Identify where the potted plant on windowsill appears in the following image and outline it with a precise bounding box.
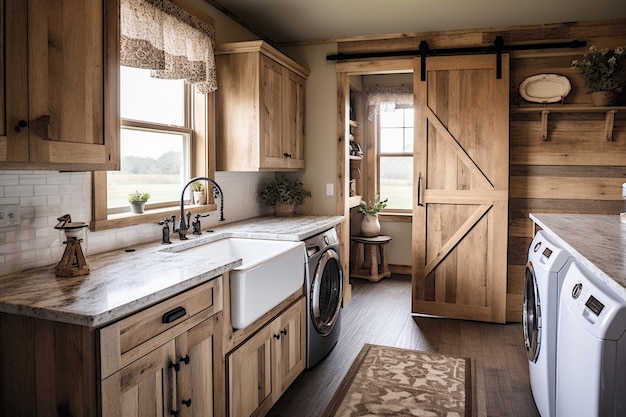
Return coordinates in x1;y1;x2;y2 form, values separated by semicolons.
261;175;311;217
128;190;150;214
358;194;388;237
191;181;206;205
571;46;625;106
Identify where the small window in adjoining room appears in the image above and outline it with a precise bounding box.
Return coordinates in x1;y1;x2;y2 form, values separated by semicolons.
378;106;414;211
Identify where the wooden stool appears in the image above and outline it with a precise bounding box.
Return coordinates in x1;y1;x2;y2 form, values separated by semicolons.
350;235;392;282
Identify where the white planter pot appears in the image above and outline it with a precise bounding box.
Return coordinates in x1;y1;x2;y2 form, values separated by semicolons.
360;214;381;237
193;190;206;205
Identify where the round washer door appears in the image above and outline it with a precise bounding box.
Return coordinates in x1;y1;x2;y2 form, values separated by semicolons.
523;262;541;362
311;248;342;335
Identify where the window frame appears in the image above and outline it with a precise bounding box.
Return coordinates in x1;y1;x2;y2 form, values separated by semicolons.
91;88;216;231
376;106;414;214
91;0;216;231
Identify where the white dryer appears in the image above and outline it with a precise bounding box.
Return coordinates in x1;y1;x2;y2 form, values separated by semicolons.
524;230;572;417
556;262;626;417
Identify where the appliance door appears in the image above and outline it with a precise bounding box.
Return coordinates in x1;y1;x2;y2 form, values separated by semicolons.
523;262;541;362
310;248;342;335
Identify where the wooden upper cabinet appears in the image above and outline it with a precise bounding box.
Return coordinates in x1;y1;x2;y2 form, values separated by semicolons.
0;0;120;170
215;41;309;171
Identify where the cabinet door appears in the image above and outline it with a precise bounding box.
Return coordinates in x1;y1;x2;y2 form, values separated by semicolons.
1;0;119;170
272;298;306;398
101;341;177;417
281;70;306;170
227;325;274;417
0;0;29;162
259;55;285;169
176;313;224;417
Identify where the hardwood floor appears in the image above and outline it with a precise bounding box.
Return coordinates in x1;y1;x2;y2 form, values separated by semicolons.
267;274;541;417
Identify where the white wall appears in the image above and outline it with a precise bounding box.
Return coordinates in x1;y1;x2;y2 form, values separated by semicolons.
282;43;339;216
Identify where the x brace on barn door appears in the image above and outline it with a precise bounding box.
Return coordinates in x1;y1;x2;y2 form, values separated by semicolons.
327;36;586;80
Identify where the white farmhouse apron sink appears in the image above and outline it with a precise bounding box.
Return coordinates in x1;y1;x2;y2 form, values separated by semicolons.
177;238;305;329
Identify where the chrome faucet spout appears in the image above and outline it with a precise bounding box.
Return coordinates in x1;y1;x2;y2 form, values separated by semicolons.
175;176;225;240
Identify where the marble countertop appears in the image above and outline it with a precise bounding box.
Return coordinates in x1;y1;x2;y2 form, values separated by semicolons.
530;213;626;300
0;215;344;328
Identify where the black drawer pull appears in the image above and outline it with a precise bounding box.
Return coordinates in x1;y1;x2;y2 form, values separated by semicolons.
162;306;186;324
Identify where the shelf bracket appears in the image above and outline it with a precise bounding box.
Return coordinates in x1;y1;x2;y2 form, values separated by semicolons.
541;110;550;141
605;110;617;141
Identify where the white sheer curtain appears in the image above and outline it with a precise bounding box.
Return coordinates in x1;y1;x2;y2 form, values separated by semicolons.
121;0;218;93
366;85;413;121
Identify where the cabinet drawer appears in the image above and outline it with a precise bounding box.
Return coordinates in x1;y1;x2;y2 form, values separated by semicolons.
100;277;222;379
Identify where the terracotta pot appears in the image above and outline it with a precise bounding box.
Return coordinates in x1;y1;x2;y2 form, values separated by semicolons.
360;214;381;237
590;90;618;107
273;202;296;217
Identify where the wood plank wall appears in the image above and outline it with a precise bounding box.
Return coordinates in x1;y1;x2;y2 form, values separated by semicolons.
337;18;626;322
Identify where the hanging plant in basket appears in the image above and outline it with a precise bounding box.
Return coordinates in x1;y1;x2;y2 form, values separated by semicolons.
260;175;311;216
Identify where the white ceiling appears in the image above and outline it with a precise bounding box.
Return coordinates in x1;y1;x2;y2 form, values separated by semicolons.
210;0;625;44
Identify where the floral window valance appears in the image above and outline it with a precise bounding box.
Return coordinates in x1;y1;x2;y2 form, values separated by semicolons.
366;85;413;121
121;0;218;93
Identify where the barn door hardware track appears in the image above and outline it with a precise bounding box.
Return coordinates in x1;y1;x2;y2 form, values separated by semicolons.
327;37;586;80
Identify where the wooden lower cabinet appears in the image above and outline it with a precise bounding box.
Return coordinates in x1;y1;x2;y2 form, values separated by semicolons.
101;340;177;416
102;312;224;417
0;278;224;417
227;297;305;417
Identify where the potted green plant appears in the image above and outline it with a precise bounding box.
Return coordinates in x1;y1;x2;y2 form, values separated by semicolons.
358;194;388;237
571;46;626;106
191;181;206;205
260;175;311;216
128;190;150;214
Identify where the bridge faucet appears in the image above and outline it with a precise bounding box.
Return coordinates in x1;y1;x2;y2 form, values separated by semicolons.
174;176;225;240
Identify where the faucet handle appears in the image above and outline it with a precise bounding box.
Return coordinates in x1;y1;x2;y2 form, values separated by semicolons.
159;216;173;245
192;213;210;235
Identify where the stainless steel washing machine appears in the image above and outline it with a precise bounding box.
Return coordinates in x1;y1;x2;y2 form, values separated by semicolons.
304;228;342;369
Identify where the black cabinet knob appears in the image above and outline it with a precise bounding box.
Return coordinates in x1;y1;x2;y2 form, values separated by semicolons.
14;120;27;132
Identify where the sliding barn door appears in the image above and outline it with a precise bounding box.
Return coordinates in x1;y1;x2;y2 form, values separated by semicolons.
412;55;509;323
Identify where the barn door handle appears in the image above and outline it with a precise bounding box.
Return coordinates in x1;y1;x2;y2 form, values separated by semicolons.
417;174;424;207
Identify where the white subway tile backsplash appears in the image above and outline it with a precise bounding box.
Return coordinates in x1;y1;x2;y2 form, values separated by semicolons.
0;170;273;276
20;196;48;207
34;184;60;196
0;174;19;186
5;185;34;197
19;174;48;185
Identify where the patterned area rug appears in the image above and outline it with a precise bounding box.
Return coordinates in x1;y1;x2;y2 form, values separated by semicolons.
322;344;474;417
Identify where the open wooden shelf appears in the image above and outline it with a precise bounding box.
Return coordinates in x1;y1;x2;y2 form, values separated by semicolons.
510;105;625;141
348;195;362;209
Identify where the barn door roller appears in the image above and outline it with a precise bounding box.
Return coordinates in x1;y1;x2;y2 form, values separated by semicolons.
328;37;586;81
